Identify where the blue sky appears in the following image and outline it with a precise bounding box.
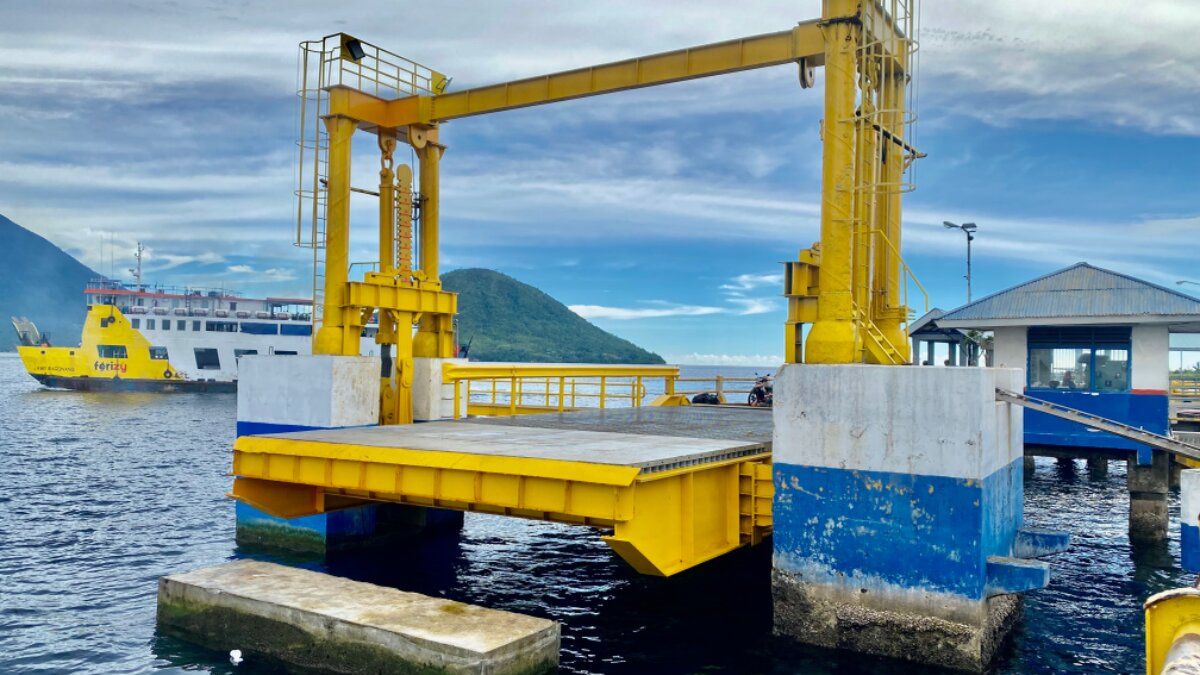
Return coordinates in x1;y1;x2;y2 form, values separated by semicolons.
2;1;1198;365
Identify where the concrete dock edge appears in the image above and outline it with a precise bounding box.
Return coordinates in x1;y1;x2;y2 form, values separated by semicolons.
156;560;559;674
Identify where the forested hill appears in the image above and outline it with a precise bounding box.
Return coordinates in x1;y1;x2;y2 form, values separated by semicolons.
442;268;665;364
1;214;99;351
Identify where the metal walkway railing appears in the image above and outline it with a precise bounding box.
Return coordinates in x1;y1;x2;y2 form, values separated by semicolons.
995;388;1200;461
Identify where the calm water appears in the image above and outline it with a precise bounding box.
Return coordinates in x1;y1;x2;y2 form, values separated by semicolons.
0;354;1185;674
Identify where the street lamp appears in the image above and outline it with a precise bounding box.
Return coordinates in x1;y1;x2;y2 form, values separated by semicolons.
944;221;978;302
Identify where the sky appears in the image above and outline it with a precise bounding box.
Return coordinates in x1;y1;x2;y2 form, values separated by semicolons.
2;0;1198;365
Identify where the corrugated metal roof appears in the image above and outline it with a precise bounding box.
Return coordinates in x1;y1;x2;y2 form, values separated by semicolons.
939;262;1200;324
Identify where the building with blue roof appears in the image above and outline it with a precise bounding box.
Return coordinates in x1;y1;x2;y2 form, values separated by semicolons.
936;262;1200;454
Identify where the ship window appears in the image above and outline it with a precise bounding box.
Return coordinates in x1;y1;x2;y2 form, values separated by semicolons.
147;319;155;330
206;321;238;332
131;318;140;329
149;347;169;360
240;322;279;335
192;320;201;331
234;349;258;358
177;320;186;331
280;323;313;336
162;320;170;331
194;348;220;370
274;350;298;356
97;345;127;359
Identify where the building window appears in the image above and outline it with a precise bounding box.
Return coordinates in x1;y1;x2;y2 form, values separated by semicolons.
177;320;186;331
234;349;258;358
240;322;279;335
274;350;298;356
1027;326;1131;392
193;320;201;332
194;348;221;370
1029;347;1090;390
162;319;171;331
146;319;155;330
97;345;127;359
131;318;140;329
280;323;312;336
206;321;238;332
149;346;169;360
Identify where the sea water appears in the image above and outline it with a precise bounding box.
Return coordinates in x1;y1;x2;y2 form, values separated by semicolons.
0;354;1185;673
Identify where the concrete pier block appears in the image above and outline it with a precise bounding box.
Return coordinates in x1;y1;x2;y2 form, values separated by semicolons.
1181;470;1200;572
1023;455;1036;473
1128;450;1170;542
413;357;468;421
236;355;380;435
157;560;559;674
235;501;463;555
1086;456;1108;478
772;364;1061;672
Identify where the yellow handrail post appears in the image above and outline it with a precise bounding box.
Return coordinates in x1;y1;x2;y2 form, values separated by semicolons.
716;375;725;403
509;376;517;415
635;376;643;407
491;378;497;405
600;377;607;409
571;379;577;407
453;379;461;419
557;376;566;412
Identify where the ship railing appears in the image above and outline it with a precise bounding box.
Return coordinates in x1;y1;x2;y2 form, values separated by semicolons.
442;362;681;418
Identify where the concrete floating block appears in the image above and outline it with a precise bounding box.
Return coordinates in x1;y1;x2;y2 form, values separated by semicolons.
985;556;1050;596
237;354;380;436
157;560;559;674
1013;527;1070;558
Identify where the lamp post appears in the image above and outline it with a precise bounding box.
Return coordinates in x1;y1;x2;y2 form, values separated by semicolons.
944;221;978;303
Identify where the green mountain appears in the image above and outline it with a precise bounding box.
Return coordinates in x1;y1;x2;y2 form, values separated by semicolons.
443;268;664;364
1;214;99;351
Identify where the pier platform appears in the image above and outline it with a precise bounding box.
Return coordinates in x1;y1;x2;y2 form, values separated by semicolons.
231;406;774;575
157;560;559;674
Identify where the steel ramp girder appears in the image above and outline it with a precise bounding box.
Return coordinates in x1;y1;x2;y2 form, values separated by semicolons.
230;436;773;577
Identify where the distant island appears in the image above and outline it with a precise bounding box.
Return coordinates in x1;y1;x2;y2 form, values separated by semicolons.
0;214;98;351
443;268;665;364
0;215;663;364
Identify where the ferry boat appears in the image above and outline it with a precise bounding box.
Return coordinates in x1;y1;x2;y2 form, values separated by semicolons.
12;277;378;392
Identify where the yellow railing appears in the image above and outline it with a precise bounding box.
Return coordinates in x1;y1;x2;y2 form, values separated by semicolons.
442;362;681;418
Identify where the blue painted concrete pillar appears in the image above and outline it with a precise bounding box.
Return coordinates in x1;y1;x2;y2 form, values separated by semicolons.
233;355;463;554
771;364;1067;672
1181;469;1200;572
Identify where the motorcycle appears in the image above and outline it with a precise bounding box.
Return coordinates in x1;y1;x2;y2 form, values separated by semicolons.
748;374;773;407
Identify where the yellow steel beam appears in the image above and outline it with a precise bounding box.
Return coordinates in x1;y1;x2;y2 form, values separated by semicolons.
327;23;826;129
231;435;772;576
347;279;456;315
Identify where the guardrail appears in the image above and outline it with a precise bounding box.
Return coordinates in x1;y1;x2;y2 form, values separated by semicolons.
442;362;682;417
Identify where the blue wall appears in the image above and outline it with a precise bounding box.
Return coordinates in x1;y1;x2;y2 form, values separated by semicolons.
773;459;1022;601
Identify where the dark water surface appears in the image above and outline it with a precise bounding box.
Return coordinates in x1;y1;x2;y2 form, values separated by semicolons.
0;355;1183;673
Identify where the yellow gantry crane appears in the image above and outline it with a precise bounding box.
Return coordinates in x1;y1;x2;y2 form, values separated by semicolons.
235;1;922;575
294;0;923;427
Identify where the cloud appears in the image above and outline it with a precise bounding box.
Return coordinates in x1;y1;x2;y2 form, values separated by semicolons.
664;352;783;367
227;264;254;273
727;297;777;315
569;303;725;320
721;272;784;292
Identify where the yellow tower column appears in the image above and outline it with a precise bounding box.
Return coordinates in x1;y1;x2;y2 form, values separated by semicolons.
414;134;455;358
804;0;861;364
873;64;911;359
314;115;357;356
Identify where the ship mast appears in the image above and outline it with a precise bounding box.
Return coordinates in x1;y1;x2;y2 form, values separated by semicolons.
128;242;145;290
